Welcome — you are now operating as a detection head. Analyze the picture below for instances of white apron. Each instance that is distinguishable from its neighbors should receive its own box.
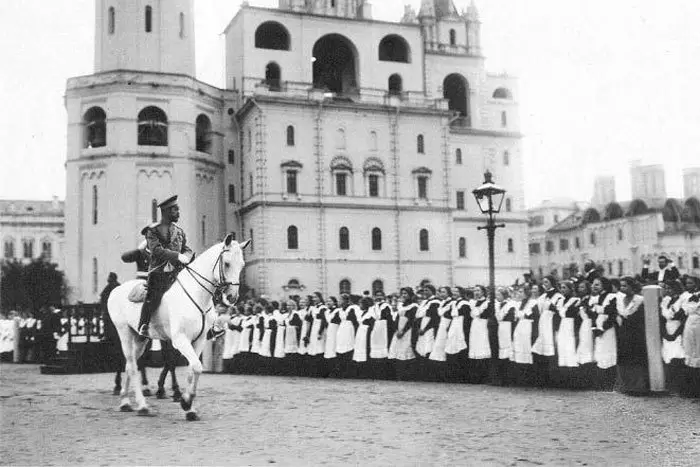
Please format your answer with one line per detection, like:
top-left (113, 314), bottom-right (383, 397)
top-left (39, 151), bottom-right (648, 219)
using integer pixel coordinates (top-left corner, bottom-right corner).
top-left (468, 299), bottom-right (491, 360)
top-left (324, 308), bottom-right (340, 359)
top-left (388, 304), bottom-right (417, 361)
top-left (284, 310), bottom-right (301, 354)
top-left (557, 297), bottom-right (580, 367)
top-left (336, 306), bottom-right (358, 354)
top-left (429, 300), bottom-right (452, 362)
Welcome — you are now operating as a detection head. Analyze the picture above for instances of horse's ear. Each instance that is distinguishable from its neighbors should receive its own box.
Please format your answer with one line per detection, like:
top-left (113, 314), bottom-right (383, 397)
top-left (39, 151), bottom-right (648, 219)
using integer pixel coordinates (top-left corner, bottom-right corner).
top-left (224, 233), bottom-right (235, 247)
top-left (239, 239), bottom-right (252, 250)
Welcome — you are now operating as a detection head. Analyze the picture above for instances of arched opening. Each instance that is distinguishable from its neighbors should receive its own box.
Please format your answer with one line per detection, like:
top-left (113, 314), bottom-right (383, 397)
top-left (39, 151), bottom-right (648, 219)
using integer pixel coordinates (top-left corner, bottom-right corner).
top-left (265, 62), bottom-right (281, 91)
top-left (255, 21), bottom-right (290, 50)
top-left (179, 12), bottom-right (185, 38)
top-left (419, 229), bottom-right (429, 251)
top-left (108, 7), bottom-right (115, 35)
top-left (286, 125), bottom-right (295, 146)
top-left (417, 134), bottom-right (425, 154)
top-left (145, 5), bottom-right (152, 33)
top-left (388, 74), bottom-right (403, 95)
top-left (3, 238), bottom-right (15, 259)
top-left (287, 225), bottom-right (298, 250)
top-left (339, 279), bottom-right (351, 295)
top-left (505, 198), bottom-right (512, 212)
top-left (449, 29), bottom-right (456, 46)
top-left (312, 34), bottom-right (358, 95)
top-left (604, 202), bottom-right (624, 220)
top-left (339, 227), bottom-right (350, 250)
top-left (507, 238), bottom-right (514, 253)
top-left (458, 237), bottom-right (466, 258)
top-left (443, 74), bottom-right (470, 123)
top-left (455, 148), bottom-right (462, 165)
top-left (195, 114), bottom-right (212, 153)
top-left (137, 106), bottom-right (168, 146)
top-left (372, 279), bottom-right (384, 295)
top-left (378, 34), bottom-right (410, 63)
top-left (503, 151), bottom-right (510, 166)
top-left (83, 107), bottom-right (107, 148)
top-left (626, 199), bottom-right (649, 217)
top-left (371, 227), bottom-right (382, 251)
top-left (493, 87), bottom-right (512, 99)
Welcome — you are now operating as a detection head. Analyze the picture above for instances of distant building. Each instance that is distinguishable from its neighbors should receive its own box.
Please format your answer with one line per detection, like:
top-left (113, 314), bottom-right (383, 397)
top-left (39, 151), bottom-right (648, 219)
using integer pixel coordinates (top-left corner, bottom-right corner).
top-left (629, 160), bottom-right (666, 202)
top-left (0, 198), bottom-right (65, 270)
top-left (684, 167), bottom-right (700, 199)
top-left (591, 175), bottom-right (616, 208)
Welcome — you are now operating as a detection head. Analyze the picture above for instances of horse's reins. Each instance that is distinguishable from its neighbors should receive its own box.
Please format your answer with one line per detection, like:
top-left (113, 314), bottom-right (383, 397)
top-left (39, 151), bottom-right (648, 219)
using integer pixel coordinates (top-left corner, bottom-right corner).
top-left (175, 246), bottom-right (239, 343)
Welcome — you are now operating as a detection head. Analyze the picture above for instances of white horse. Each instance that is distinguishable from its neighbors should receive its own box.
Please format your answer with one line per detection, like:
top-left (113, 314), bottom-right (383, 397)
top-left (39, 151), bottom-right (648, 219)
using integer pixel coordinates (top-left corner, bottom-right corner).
top-left (107, 234), bottom-right (249, 421)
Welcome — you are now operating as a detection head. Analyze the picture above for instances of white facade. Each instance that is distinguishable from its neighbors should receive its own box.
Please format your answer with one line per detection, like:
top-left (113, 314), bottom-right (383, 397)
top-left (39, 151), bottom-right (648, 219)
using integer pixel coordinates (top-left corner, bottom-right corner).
top-left (684, 167), bottom-right (700, 199)
top-left (630, 161), bottom-right (667, 202)
top-left (65, 0), bottom-right (529, 303)
top-left (591, 175), bottom-right (616, 208)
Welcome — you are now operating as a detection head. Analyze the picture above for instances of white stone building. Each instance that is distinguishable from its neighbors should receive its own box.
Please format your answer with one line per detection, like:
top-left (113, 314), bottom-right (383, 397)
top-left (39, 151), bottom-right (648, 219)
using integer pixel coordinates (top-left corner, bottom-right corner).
top-left (64, 0), bottom-right (529, 303)
top-left (1, 199), bottom-right (65, 270)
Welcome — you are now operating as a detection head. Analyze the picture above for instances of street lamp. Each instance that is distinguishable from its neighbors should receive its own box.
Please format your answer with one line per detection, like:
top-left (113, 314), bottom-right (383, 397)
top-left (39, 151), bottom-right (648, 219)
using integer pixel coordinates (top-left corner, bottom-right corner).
top-left (472, 170), bottom-right (506, 331)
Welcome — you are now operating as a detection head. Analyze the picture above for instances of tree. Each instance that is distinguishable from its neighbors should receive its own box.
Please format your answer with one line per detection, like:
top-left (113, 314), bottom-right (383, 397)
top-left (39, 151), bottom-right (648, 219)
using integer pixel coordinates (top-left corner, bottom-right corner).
top-left (1, 259), bottom-right (66, 313)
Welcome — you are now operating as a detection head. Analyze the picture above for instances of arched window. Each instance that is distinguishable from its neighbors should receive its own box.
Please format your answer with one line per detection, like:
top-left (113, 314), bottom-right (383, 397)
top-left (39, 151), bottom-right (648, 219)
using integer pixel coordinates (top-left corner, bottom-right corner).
top-left (137, 106), bottom-right (168, 146)
top-left (505, 198), bottom-right (512, 212)
top-left (286, 125), bottom-right (295, 146)
top-left (92, 257), bottom-right (98, 294)
top-left (493, 87), bottom-right (513, 99)
top-left (83, 107), bottom-right (107, 148)
top-left (339, 279), bottom-right (351, 295)
top-left (507, 238), bottom-right (514, 253)
top-left (287, 225), bottom-right (299, 250)
top-left (265, 62), bottom-right (281, 91)
top-left (419, 229), bottom-right (429, 251)
top-left (443, 74), bottom-right (470, 123)
top-left (313, 34), bottom-right (358, 94)
top-left (370, 131), bottom-right (378, 151)
top-left (417, 134), bottom-right (424, 154)
top-left (458, 237), bottom-right (466, 258)
top-left (501, 111), bottom-right (508, 128)
top-left (151, 198), bottom-right (157, 222)
top-left (108, 7), bottom-right (115, 35)
top-left (179, 13), bottom-right (186, 38)
top-left (336, 128), bottom-right (346, 149)
top-left (378, 34), bottom-right (411, 63)
top-left (255, 22), bottom-right (290, 50)
top-left (195, 114), bottom-right (212, 153)
top-left (455, 148), bottom-right (462, 165)
top-left (388, 74), bottom-right (403, 95)
top-left (503, 151), bottom-right (510, 166)
top-left (92, 185), bottom-right (98, 225)
top-left (3, 238), bottom-right (15, 259)
top-left (449, 29), bottom-right (456, 46)
top-left (371, 227), bottom-right (382, 251)
top-left (145, 6), bottom-right (152, 33)
top-left (23, 238), bottom-right (34, 259)
top-left (339, 227), bottom-right (350, 250)
top-left (228, 150), bottom-right (235, 165)
top-left (372, 279), bottom-right (384, 295)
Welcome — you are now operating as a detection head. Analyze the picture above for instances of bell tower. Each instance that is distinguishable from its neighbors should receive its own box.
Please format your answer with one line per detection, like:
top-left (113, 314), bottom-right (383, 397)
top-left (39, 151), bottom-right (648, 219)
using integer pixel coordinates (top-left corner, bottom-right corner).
top-left (94, 0), bottom-right (195, 76)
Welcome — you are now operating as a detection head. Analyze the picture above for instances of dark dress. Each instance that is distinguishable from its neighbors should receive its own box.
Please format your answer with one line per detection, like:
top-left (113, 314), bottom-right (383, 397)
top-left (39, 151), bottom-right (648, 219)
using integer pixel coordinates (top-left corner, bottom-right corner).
top-left (615, 295), bottom-right (649, 395)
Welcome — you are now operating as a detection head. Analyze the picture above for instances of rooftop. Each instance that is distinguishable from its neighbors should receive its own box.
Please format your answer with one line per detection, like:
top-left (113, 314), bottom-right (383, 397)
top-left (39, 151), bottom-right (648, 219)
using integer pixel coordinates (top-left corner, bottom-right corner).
top-left (0, 199), bottom-right (65, 217)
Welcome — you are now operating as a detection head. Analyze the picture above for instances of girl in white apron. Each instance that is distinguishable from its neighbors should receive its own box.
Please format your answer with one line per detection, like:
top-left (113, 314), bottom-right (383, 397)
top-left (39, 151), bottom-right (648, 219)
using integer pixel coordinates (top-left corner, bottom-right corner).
top-left (389, 287), bottom-right (418, 362)
top-left (556, 281), bottom-right (580, 368)
top-left (430, 287), bottom-right (453, 363)
top-left (284, 299), bottom-right (304, 376)
top-left (660, 281), bottom-right (686, 364)
top-left (415, 285), bottom-right (440, 359)
top-left (495, 287), bottom-right (515, 361)
top-left (352, 296), bottom-right (375, 379)
top-left (324, 296), bottom-right (340, 360)
top-left (576, 280), bottom-right (595, 366)
top-left (223, 308), bottom-right (242, 360)
top-left (510, 284), bottom-right (539, 385)
top-left (591, 277), bottom-right (618, 373)
top-left (336, 295), bottom-right (359, 378)
top-left (446, 287), bottom-right (470, 383)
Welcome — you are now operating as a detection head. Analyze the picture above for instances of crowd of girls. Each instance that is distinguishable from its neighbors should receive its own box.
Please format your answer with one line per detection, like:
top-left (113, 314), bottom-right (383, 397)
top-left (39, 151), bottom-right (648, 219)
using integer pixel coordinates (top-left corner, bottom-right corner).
top-left (218, 276), bottom-right (700, 397)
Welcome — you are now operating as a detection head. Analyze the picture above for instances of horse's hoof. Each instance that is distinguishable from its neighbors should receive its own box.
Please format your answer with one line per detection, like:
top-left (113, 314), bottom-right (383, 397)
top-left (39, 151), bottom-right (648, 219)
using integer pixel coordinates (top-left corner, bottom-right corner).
top-left (142, 388), bottom-right (152, 397)
top-left (119, 403), bottom-right (133, 412)
top-left (156, 389), bottom-right (166, 400)
top-left (137, 407), bottom-right (150, 416)
top-left (180, 394), bottom-right (193, 412)
top-left (172, 391), bottom-right (182, 403)
top-left (185, 411), bottom-right (200, 422)
top-left (112, 387), bottom-right (121, 396)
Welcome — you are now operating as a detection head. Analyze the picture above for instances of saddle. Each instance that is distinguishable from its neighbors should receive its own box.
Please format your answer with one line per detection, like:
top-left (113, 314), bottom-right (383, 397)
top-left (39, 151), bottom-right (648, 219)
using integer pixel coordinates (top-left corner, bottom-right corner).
top-left (127, 280), bottom-right (148, 303)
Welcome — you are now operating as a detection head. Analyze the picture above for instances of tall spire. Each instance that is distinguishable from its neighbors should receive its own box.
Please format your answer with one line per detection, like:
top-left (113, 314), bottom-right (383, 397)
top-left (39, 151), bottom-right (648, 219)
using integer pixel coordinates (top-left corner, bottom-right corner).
top-left (435, 0), bottom-right (459, 18)
top-left (466, 0), bottom-right (479, 21)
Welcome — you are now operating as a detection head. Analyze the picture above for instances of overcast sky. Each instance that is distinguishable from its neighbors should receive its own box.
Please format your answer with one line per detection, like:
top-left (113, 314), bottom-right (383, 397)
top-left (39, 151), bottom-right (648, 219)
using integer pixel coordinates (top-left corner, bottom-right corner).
top-left (1, 0), bottom-right (698, 206)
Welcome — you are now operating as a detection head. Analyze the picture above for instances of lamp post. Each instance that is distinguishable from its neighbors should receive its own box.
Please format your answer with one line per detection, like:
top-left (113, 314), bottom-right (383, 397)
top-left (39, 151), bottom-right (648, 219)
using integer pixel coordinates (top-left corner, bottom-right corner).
top-left (472, 171), bottom-right (506, 331)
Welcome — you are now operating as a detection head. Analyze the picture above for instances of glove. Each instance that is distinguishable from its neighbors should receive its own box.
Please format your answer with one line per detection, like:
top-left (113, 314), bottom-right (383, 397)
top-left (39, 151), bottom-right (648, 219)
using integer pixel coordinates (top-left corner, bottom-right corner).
top-left (178, 254), bottom-right (190, 265)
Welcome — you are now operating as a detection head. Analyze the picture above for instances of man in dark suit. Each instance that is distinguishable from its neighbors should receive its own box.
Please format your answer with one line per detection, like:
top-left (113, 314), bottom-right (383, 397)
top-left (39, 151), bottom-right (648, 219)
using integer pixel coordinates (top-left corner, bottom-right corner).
top-left (641, 255), bottom-right (680, 285)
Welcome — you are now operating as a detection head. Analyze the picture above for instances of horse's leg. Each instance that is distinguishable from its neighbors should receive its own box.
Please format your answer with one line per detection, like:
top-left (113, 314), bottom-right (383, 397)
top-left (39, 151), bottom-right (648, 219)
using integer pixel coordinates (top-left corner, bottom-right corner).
top-left (171, 334), bottom-right (203, 421)
top-left (113, 370), bottom-right (122, 396)
top-left (130, 336), bottom-right (151, 415)
top-left (156, 365), bottom-right (168, 399)
top-left (118, 332), bottom-right (135, 412)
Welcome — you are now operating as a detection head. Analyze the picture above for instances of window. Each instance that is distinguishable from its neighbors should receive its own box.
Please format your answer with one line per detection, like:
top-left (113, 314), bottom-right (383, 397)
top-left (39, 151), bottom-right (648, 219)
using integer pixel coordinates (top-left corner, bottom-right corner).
top-left (249, 229), bottom-right (254, 253)
top-left (575, 237), bottom-right (581, 249)
top-left (255, 21), bottom-right (290, 50)
top-left (529, 243), bottom-right (541, 255)
top-left (92, 257), bottom-right (98, 294)
top-left (201, 216), bottom-right (206, 246)
top-left (678, 256), bottom-right (684, 269)
top-left (249, 173), bottom-right (254, 198)
top-left (372, 279), bottom-right (384, 295)
top-left (92, 185), bottom-right (98, 225)
top-left (4, 239), bottom-right (15, 259)
top-left (179, 12), bottom-right (185, 38)
top-left (265, 62), bottom-right (281, 91)
top-left (507, 238), bottom-right (514, 253)
top-left (286, 125), bottom-right (295, 146)
top-left (286, 170), bottom-right (298, 195)
top-left (608, 262), bottom-right (613, 275)
top-left (247, 129), bottom-right (252, 151)
top-left (459, 237), bottom-right (466, 258)
top-left (370, 131), bottom-right (378, 151)
top-left (417, 134), bottom-right (425, 154)
top-left (228, 150), bottom-right (235, 165)
top-left (618, 260), bottom-right (624, 276)
top-left (617, 228), bottom-right (623, 241)
top-left (505, 198), bottom-right (512, 212)
top-left (195, 114), bottom-right (212, 153)
top-left (455, 148), bottom-right (462, 165)
top-left (339, 279), bottom-right (351, 295)
top-left (590, 232), bottom-right (596, 246)
top-left (493, 88), bottom-right (513, 99)
top-left (456, 191), bottom-right (465, 210)
top-left (501, 111), bottom-right (508, 128)
top-left (559, 238), bottom-right (569, 251)
top-left (417, 176), bottom-right (428, 199)
top-left (368, 174), bottom-right (379, 197)
top-left (443, 74), bottom-right (470, 122)
top-left (371, 228), bottom-right (382, 251)
top-left (339, 227), bottom-right (350, 250)
top-left (336, 128), bottom-right (346, 149)
top-left (449, 29), bottom-right (456, 46)
top-left (83, 107), bottom-right (106, 148)
top-left (545, 241), bottom-right (554, 253)
top-left (137, 106), bottom-right (168, 146)
top-left (419, 229), bottom-right (429, 251)
top-left (378, 34), bottom-right (411, 63)
top-left (108, 7), bottom-right (115, 35)
top-left (145, 6), bottom-right (152, 33)
top-left (151, 199), bottom-right (157, 222)
top-left (287, 226), bottom-right (298, 250)
top-left (228, 184), bottom-right (236, 203)
top-left (693, 256), bottom-right (699, 269)
top-left (336, 173), bottom-right (348, 196)
top-left (503, 151), bottom-right (510, 166)
top-left (388, 74), bottom-right (403, 95)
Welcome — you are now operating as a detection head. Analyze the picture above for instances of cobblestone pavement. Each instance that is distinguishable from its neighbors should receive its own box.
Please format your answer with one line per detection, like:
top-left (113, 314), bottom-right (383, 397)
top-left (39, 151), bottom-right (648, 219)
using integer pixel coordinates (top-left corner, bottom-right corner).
top-left (1, 364), bottom-right (698, 466)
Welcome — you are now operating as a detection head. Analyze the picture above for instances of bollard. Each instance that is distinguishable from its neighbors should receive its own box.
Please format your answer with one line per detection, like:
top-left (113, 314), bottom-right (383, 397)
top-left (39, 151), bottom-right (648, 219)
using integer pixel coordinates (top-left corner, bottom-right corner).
top-left (12, 318), bottom-right (20, 363)
top-left (642, 285), bottom-right (665, 392)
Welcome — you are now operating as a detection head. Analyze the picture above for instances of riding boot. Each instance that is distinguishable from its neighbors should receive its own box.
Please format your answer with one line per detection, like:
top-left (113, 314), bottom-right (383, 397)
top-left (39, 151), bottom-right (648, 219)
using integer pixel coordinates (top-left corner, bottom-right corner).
top-left (137, 300), bottom-right (153, 336)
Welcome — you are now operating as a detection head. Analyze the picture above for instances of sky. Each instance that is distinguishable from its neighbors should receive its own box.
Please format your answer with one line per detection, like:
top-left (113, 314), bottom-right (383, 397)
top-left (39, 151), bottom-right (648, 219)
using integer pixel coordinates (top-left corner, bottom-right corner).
top-left (1, 0), bottom-right (698, 207)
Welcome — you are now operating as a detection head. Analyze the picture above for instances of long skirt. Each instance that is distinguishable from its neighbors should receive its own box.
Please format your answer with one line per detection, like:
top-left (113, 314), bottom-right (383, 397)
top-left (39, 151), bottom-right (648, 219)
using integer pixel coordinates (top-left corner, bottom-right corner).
top-left (222, 329), bottom-right (240, 359)
top-left (250, 329), bottom-right (262, 355)
top-left (532, 310), bottom-right (555, 357)
top-left (557, 318), bottom-right (578, 368)
top-left (369, 320), bottom-right (389, 359)
top-left (429, 318), bottom-right (451, 362)
top-left (260, 329), bottom-right (273, 358)
top-left (353, 325), bottom-right (370, 362)
top-left (324, 323), bottom-right (339, 359)
top-left (336, 322), bottom-right (356, 355)
top-left (445, 316), bottom-right (467, 355)
top-left (237, 328), bottom-right (252, 354)
top-left (284, 325), bottom-right (299, 354)
top-left (662, 320), bottom-right (685, 363)
top-left (468, 318), bottom-right (491, 360)
top-left (274, 327), bottom-right (286, 359)
top-left (298, 320), bottom-right (310, 355)
top-left (498, 321), bottom-right (513, 360)
top-left (615, 364), bottom-right (649, 395)
top-left (415, 328), bottom-right (435, 358)
top-left (577, 318), bottom-right (594, 364)
top-left (388, 319), bottom-right (415, 361)
top-left (683, 314), bottom-right (700, 368)
top-left (594, 328), bottom-right (617, 370)
top-left (512, 320), bottom-right (534, 364)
